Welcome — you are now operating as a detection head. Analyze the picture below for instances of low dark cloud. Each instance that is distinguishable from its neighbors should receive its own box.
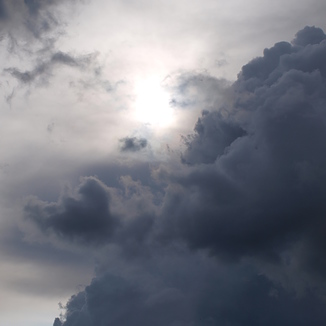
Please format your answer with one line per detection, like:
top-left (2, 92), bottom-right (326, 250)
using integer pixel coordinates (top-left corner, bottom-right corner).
top-left (53, 318), bottom-right (62, 326)
top-left (181, 110), bottom-right (246, 164)
top-left (25, 175), bottom-right (157, 251)
top-left (24, 26), bottom-right (326, 325)
top-left (25, 177), bottom-right (120, 245)
top-left (0, 0), bottom-right (7, 20)
top-left (293, 25), bottom-right (326, 47)
top-left (119, 136), bottom-right (148, 152)
top-left (164, 25), bottom-right (326, 267)
top-left (5, 51), bottom-right (94, 85)
top-left (145, 31), bottom-right (326, 299)
top-left (54, 256), bottom-right (326, 326)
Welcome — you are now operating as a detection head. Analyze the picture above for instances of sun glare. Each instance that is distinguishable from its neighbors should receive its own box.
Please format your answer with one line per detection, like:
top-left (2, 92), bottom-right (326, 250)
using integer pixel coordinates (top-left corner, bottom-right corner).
top-left (133, 77), bottom-right (174, 127)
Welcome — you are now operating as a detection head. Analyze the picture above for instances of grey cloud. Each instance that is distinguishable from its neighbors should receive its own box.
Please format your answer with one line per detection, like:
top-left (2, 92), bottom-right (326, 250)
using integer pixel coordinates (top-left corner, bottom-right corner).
top-left (24, 0), bottom-right (54, 16)
top-left (0, 0), bottom-right (7, 20)
top-left (60, 292), bottom-right (91, 326)
top-left (293, 25), bottom-right (326, 47)
top-left (26, 26), bottom-right (326, 325)
top-left (25, 177), bottom-right (120, 245)
top-left (5, 51), bottom-right (92, 85)
top-left (25, 175), bottom-right (157, 251)
top-left (119, 136), bottom-right (148, 152)
top-left (181, 110), bottom-right (246, 164)
top-left (6, 66), bottom-right (47, 84)
top-left (0, 0), bottom-right (78, 40)
top-left (168, 73), bottom-right (230, 110)
top-left (237, 26), bottom-right (326, 92)
top-left (0, 0), bottom-right (98, 101)
top-left (53, 318), bottom-right (62, 326)
top-left (51, 52), bottom-right (80, 66)
top-left (159, 26), bottom-right (326, 269)
top-left (57, 254), bottom-right (326, 326)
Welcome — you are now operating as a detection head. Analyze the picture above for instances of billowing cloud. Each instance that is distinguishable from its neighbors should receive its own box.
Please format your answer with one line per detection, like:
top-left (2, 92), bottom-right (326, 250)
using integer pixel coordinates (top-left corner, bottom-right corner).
top-left (0, 0), bottom-right (324, 324)
top-left (19, 26), bottom-right (325, 325)
top-left (55, 251), bottom-right (326, 326)
top-left (162, 26), bottom-right (326, 268)
top-left (181, 110), bottom-right (246, 164)
top-left (25, 177), bottom-right (120, 245)
top-left (53, 318), bottom-right (62, 326)
top-left (25, 175), bottom-right (157, 252)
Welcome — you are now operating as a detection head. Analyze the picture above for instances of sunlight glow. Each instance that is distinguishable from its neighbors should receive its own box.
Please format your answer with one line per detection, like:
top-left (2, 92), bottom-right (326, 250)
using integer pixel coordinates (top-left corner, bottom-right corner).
top-left (133, 77), bottom-right (174, 127)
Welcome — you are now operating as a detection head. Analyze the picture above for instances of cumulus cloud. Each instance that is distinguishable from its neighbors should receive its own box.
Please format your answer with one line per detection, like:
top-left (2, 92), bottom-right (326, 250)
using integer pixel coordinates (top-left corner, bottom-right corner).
top-left (26, 175), bottom-right (157, 252)
top-left (0, 0), bottom-right (105, 102)
top-left (25, 177), bottom-right (120, 245)
top-left (53, 318), bottom-right (62, 326)
top-left (55, 253), bottom-right (326, 326)
top-left (24, 26), bottom-right (326, 325)
top-left (292, 25), bottom-right (326, 47)
top-left (181, 110), bottom-right (246, 164)
top-left (165, 25), bottom-right (326, 267)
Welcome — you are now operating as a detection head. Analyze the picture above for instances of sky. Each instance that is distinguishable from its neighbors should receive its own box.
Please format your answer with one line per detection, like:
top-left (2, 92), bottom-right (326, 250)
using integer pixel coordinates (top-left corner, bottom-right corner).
top-left (1, 0), bottom-right (326, 325)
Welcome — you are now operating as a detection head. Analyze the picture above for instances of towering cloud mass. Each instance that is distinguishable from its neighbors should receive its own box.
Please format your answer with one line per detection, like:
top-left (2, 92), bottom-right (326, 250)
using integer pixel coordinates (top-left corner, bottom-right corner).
top-left (25, 177), bottom-right (120, 245)
top-left (24, 26), bottom-right (326, 325)
top-left (167, 26), bottom-right (326, 264)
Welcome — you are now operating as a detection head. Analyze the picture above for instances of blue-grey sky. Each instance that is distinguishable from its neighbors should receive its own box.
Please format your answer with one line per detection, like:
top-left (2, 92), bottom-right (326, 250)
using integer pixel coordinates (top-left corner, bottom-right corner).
top-left (1, 1), bottom-right (326, 325)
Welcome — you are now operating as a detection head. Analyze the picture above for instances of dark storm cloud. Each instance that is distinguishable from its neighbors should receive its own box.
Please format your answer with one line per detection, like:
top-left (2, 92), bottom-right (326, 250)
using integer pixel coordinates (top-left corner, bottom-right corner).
top-left (181, 110), bottom-right (246, 164)
top-left (119, 136), bottom-right (148, 152)
top-left (0, 0), bottom-right (7, 19)
top-left (25, 177), bottom-right (120, 244)
top-left (25, 175), bottom-right (157, 250)
top-left (159, 26), bottom-right (326, 269)
top-left (292, 25), bottom-right (326, 47)
top-left (55, 256), bottom-right (326, 326)
top-left (53, 318), bottom-right (62, 326)
top-left (24, 26), bottom-right (326, 325)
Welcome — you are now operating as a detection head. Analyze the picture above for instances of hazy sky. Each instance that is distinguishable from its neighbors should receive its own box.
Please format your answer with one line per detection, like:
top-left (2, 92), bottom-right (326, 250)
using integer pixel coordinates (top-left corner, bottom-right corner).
top-left (1, 1), bottom-right (326, 325)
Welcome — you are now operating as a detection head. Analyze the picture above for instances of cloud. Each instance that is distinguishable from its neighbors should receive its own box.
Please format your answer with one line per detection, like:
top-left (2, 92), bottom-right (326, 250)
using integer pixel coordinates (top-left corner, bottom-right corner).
top-left (152, 29), bottom-right (326, 293)
top-left (25, 177), bottom-right (120, 245)
top-left (25, 175), bottom-right (157, 252)
top-left (56, 253), bottom-right (326, 326)
top-left (53, 318), bottom-right (62, 326)
top-left (0, 0), bottom-right (79, 41)
top-left (0, 0), bottom-right (103, 105)
top-left (119, 137), bottom-right (148, 152)
top-left (293, 25), bottom-right (326, 47)
top-left (181, 110), bottom-right (246, 164)
top-left (23, 26), bottom-right (326, 325)
top-left (5, 51), bottom-right (95, 85)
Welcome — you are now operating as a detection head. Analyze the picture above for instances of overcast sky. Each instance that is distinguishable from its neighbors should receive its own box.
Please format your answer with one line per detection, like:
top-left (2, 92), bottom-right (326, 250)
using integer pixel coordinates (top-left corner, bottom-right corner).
top-left (1, 1), bottom-right (326, 325)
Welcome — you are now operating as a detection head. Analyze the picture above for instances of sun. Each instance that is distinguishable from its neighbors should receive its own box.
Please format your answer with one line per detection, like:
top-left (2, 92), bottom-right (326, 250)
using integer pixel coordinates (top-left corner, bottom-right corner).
top-left (133, 77), bottom-right (174, 128)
